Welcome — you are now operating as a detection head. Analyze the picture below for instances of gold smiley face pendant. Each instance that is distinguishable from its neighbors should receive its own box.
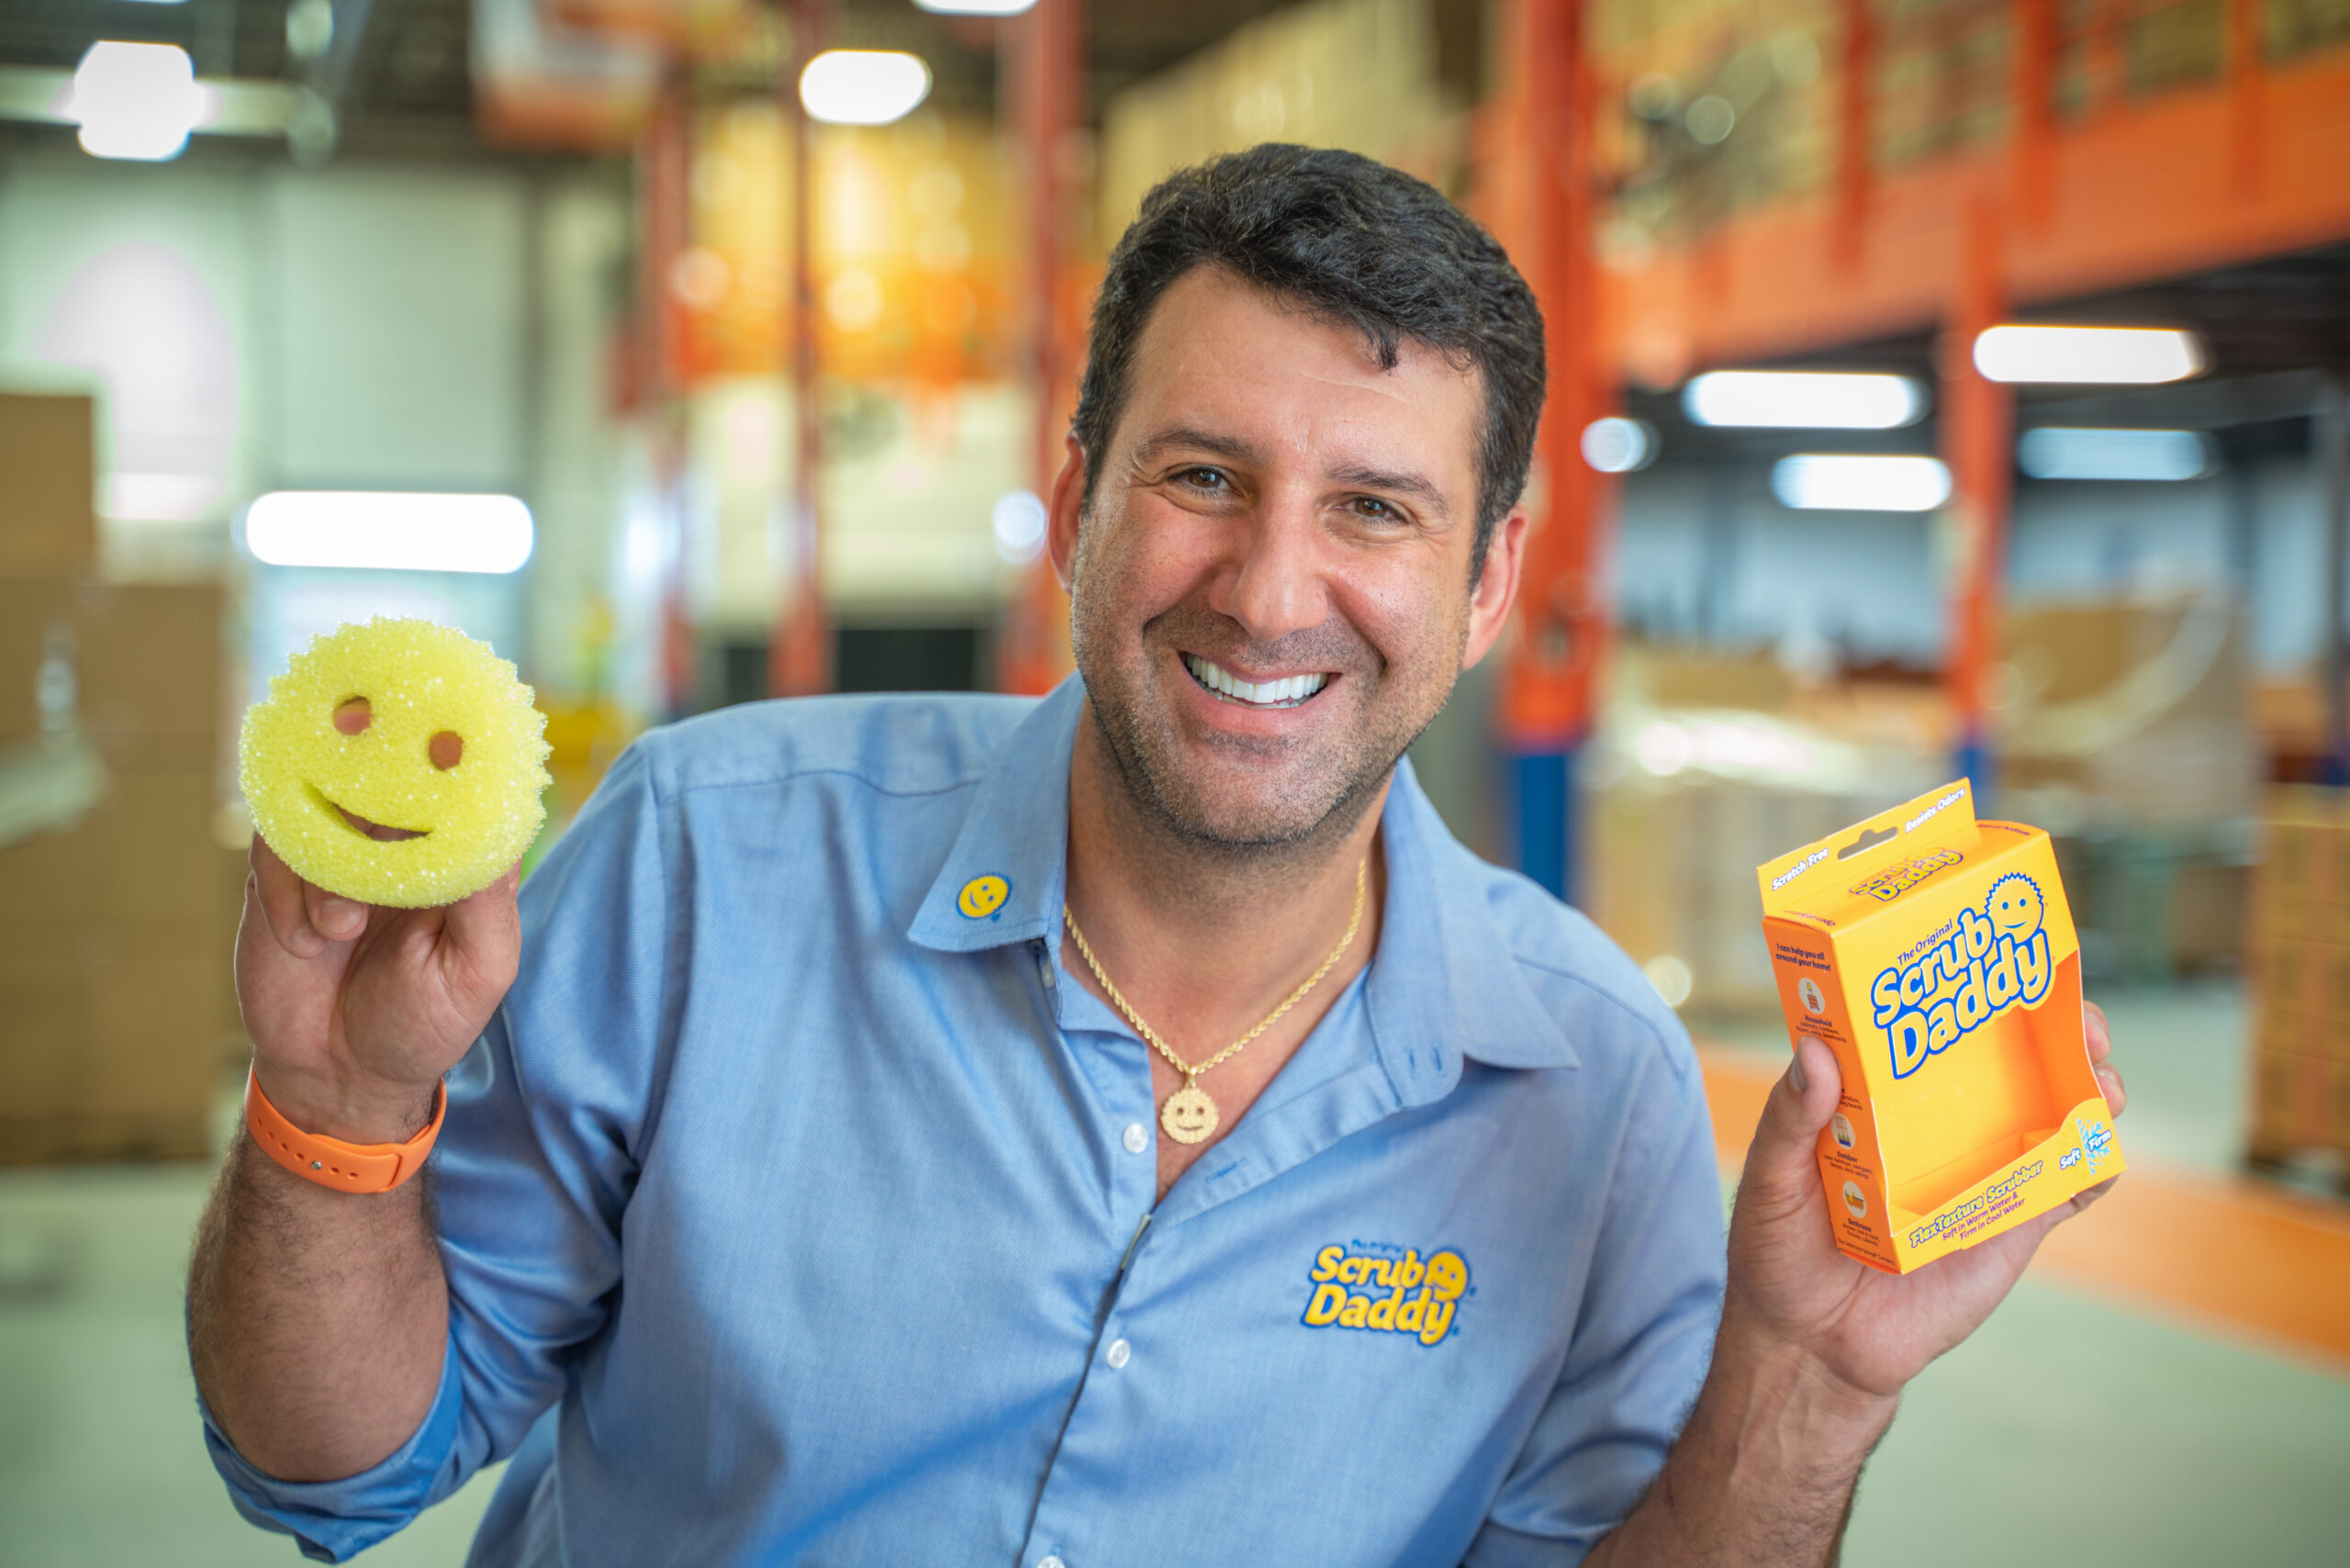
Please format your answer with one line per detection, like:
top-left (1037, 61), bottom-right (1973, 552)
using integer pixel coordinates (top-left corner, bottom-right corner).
top-left (239, 618), bottom-right (552, 908)
top-left (1159, 1082), bottom-right (1220, 1145)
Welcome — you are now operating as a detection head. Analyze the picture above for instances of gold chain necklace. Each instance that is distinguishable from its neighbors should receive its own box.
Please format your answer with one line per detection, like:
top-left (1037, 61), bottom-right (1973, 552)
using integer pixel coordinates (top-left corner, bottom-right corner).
top-left (1062, 858), bottom-right (1367, 1147)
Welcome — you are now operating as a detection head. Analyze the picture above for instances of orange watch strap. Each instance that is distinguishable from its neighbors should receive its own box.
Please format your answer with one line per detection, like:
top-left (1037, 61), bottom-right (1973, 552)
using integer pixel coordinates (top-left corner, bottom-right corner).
top-left (245, 1069), bottom-right (446, 1193)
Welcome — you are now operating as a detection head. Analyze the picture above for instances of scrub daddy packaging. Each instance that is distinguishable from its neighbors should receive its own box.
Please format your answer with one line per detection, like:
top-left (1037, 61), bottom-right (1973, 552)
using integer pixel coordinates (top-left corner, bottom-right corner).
top-left (1755, 779), bottom-right (2121, 1274)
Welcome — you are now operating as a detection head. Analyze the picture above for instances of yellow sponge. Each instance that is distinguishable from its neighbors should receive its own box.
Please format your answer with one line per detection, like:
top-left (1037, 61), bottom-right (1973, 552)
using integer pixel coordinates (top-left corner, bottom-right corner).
top-left (239, 618), bottom-right (553, 908)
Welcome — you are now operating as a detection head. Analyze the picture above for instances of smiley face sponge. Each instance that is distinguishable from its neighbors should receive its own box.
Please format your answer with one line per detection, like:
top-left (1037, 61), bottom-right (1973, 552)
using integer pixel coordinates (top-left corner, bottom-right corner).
top-left (239, 618), bottom-right (553, 908)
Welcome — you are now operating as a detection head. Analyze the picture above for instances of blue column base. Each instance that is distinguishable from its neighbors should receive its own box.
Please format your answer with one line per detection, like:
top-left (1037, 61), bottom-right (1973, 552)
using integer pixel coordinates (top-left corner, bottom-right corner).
top-left (1953, 737), bottom-right (1991, 804)
top-left (1511, 746), bottom-right (1577, 904)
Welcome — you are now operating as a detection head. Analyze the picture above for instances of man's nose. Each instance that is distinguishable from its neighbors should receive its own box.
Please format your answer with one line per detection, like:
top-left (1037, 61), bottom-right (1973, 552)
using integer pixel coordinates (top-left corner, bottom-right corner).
top-left (1207, 487), bottom-right (1333, 645)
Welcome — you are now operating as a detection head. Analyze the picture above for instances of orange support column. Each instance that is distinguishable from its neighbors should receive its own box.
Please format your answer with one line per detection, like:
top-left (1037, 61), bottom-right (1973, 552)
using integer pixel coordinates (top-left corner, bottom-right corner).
top-left (2013, 0), bottom-right (2057, 227)
top-left (1942, 199), bottom-right (2011, 792)
top-left (640, 76), bottom-right (699, 719)
top-left (1500, 0), bottom-right (1614, 902)
top-left (997, 0), bottom-right (1084, 696)
top-left (770, 0), bottom-right (832, 698)
top-left (1833, 0), bottom-right (1875, 267)
top-left (2225, 0), bottom-right (2268, 194)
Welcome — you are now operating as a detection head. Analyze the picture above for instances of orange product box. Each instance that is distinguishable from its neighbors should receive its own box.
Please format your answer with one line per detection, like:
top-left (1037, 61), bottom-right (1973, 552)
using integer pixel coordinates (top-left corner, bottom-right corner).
top-left (1755, 779), bottom-right (2123, 1274)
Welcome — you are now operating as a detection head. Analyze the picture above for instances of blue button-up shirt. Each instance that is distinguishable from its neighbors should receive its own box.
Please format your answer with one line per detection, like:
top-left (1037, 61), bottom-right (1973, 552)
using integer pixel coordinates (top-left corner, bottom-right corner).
top-left (207, 678), bottom-right (1726, 1567)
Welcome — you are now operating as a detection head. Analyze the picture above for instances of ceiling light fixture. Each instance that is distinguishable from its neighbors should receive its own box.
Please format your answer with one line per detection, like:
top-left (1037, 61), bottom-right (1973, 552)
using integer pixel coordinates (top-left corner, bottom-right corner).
top-left (69, 41), bottom-right (203, 162)
top-left (799, 50), bottom-right (932, 127)
top-left (1580, 417), bottom-right (1658, 473)
top-left (1683, 371), bottom-right (1925, 430)
top-left (1973, 326), bottom-right (2204, 385)
top-left (245, 492), bottom-right (536, 574)
top-left (2018, 427), bottom-right (2213, 481)
top-left (991, 490), bottom-right (1047, 565)
top-left (915, 0), bottom-right (1038, 14)
top-left (1771, 454), bottom-right (1952, 512)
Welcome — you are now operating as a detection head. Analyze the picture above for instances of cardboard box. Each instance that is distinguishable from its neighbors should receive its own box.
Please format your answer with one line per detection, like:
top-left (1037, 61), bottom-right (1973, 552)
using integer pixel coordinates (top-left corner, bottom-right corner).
top-left (0, 392), bottom-right (96, 579)
top-left (2250, 1048), bottom-right (2331, 1157)
top-left (1756, 779), bottom-right (2122, 1274)
top-left (0, 952), bottom-right (229, 1163)
top-left (0, 579), bottom-right (227, 773)
top-left (0, 577), bottom-right (78, 743)
top-left (2255, 790), bottom-right (2344, 913)
top-left (0, 770), bottom-right (235, 925)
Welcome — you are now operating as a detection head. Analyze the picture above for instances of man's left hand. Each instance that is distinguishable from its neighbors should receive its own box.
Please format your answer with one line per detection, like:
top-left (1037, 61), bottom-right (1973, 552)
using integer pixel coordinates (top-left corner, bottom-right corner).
top-left (1722, 1001), bottom-right (2125, 1401)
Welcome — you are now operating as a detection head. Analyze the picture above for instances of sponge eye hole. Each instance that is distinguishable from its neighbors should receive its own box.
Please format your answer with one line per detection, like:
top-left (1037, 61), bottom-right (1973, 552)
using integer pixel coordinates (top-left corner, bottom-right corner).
top-left (430, 730), bottom-right (464, 770)
top-left (332, 697), bottom-right (373, 736)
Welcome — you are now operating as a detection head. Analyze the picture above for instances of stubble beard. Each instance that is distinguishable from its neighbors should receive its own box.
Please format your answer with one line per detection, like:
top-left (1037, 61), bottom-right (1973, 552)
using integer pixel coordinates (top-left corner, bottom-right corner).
top-left (1069, 525), bottom-right (1460, 871)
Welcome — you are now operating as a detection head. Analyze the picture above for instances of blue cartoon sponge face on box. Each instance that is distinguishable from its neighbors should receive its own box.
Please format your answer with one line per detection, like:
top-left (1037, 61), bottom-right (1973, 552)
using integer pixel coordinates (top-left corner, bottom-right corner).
top-left (1986, 873), bottom-right (2045, 941)
top-left (238, 618), bottom-right (552, 909)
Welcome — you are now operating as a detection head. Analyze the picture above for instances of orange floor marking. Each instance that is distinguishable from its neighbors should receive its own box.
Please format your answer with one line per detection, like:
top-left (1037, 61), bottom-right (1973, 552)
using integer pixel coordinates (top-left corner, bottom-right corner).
top-left (1697, 1046), bottom-right (2350, 1372)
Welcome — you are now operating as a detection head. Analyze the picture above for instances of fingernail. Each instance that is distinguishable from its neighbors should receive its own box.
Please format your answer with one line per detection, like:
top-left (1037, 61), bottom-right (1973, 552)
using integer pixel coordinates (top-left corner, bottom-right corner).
top-left (321, 898), bottom-right (364, 935)
top-left (1786, 1045), bottom-right (1809, 1093)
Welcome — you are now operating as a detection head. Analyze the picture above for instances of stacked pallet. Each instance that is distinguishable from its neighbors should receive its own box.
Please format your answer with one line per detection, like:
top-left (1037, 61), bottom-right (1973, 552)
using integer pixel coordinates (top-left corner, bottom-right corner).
top-left (0, 392), bottom-right (244, 1163)
top-left (2247, 788), bottom-right (2350, 1171)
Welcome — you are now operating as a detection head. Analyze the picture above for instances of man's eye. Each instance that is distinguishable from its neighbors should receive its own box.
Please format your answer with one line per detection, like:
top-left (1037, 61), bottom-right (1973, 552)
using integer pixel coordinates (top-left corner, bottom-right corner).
top-left (1180, 466), bottom-right (1225, 490)
top-left (1354, 497), bottom-right (1399, 521)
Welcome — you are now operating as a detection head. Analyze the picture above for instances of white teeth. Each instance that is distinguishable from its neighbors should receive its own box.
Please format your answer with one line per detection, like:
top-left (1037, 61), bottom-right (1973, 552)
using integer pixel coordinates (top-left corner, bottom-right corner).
top-left (1183, 655), bottom-right (1330, 708)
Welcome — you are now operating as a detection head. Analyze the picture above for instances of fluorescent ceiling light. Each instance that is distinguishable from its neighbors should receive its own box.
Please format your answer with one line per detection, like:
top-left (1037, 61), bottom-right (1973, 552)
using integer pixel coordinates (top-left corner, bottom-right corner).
top-left (800, 50), bottom-right (932, 126)
top-left (70, 41), bottom-right (203, 161)
top-left (916, 0), bottom-right (1037, 13)
top-left (2019, 427), bottom-right (2212, 481)
top-left (245, 492), bottom-right (535, 574)
top-left (1772, 454), bottom-right (1952, 511)
top-left (1580, 417), bottom-right (1657, 473)
top-left (1683, 371), bottom-right (1924, 429)
top-left (1973, 325), bottom-right (2203, 384)
top-left (991, 489), bottom-right (1047, 565)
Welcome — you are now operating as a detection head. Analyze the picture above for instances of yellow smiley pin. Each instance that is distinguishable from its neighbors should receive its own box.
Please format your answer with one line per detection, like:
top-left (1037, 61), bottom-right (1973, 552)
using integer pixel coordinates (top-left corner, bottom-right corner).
top-left (957, 874), bottom-right (1011, 920)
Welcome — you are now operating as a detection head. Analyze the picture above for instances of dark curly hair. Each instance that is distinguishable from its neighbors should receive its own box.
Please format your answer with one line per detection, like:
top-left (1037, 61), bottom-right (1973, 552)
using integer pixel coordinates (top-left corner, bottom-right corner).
top-left (1071, 143), bottom-right (1547, 574)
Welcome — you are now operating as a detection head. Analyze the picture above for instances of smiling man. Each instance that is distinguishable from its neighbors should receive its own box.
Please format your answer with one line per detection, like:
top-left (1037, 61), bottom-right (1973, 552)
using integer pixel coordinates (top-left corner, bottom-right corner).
top-left (188, 145), bottom-right (2124, 1567)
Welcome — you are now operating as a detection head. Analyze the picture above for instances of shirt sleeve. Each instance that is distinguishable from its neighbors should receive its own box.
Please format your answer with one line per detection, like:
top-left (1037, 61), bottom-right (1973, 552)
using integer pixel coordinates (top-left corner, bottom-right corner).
top-left (1463, 1015), bottom-right (1729, 1567)
top-left (206, 738), bottom-right (679, 1561)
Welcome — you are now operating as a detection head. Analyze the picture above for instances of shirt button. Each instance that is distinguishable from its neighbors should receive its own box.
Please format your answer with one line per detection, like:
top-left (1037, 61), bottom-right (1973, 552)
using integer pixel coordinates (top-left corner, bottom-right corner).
top-left (1122, 1122), bottom-right (1148, 1155)
top-left (1038, 1558), bottom-right (1066, 1568)
top-left (1106, 1338), bottom-right (1131, 1369)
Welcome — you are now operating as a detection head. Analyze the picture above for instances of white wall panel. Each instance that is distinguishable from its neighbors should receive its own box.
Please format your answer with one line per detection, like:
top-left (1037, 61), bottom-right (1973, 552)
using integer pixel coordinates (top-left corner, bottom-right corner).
top-left (268, 168), bottom-right (528, 489)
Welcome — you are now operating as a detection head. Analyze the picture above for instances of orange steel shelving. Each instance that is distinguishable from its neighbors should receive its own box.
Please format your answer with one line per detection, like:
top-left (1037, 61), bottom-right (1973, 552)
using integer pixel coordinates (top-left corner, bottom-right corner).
top-left (1484, 0), bottom-right (2350, 890)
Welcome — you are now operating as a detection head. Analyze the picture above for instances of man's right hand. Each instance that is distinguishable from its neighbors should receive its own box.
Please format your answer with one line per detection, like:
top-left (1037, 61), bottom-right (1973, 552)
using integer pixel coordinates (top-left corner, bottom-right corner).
top-left (238, 834), bottom-right (521, 1143)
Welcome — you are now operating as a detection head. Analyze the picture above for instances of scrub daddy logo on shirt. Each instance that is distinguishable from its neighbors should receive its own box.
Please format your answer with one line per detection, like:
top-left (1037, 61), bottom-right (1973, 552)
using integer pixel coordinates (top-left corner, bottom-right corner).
top-left (1303, 1244), bottom-right (1469, 1346)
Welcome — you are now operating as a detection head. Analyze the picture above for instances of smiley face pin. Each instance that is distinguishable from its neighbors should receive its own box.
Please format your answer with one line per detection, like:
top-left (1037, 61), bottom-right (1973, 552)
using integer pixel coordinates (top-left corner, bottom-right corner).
top-left (957, 874), bottom-right (1011, 920)
top-left (238, 618), bottom-right (553, 908)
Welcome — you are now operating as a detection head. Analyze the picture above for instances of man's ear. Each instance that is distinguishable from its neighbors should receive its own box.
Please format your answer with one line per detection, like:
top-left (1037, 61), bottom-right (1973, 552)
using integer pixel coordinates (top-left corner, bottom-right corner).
top-left (1460, 505), bottom-right (1529, 672)
top-left (1046, 433), bottom-right (1088, 591)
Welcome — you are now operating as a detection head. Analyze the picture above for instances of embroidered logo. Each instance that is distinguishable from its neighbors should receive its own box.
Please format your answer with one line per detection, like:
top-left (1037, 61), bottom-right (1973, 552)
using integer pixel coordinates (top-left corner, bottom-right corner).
top-left (1301, 1243), bottom-right (1469, 1347)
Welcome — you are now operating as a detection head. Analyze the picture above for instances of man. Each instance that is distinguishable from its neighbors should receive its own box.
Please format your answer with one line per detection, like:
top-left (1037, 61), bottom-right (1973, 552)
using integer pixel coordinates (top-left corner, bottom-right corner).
top-left (189, 145), bottom-right (2124, 1565)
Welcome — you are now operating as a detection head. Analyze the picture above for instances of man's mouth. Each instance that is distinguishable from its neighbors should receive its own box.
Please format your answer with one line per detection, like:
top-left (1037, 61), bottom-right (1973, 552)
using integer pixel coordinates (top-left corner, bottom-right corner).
top-left (1182, 654), bottom-right (1331, 709)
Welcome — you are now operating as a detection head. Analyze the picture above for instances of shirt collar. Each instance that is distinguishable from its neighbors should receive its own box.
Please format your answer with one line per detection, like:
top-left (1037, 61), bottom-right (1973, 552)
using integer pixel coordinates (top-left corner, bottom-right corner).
top-left (908, 676), bottom-right (1580, 1079)
top-left (1366, 759), bottom-right (1579, 1101)
top-left (908, 677), bottom-right (1084, 954)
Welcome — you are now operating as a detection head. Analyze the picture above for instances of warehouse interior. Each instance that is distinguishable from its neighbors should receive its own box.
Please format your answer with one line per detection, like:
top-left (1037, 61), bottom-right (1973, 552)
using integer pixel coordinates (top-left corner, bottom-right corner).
top-left (1, 0), bottom-right (2347, 1562)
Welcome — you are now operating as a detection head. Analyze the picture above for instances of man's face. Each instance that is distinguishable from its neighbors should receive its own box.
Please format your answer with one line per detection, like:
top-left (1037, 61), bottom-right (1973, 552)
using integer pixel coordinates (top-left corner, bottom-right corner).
top-left (1054, 266), bottom-right (1524, 854)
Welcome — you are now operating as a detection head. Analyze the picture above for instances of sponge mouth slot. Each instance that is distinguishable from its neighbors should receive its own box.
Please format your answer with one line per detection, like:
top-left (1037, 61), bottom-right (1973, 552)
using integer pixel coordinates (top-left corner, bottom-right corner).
top-left (308, 783), bottom-right (431, 843)
top-left (1874, 949), bottom-right (2098, 1221)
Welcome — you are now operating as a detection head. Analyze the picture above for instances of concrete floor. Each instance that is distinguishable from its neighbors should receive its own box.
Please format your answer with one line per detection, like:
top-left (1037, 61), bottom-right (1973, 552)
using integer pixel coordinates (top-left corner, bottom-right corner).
top-left (1, 982), bottom-right (2344, 1565)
